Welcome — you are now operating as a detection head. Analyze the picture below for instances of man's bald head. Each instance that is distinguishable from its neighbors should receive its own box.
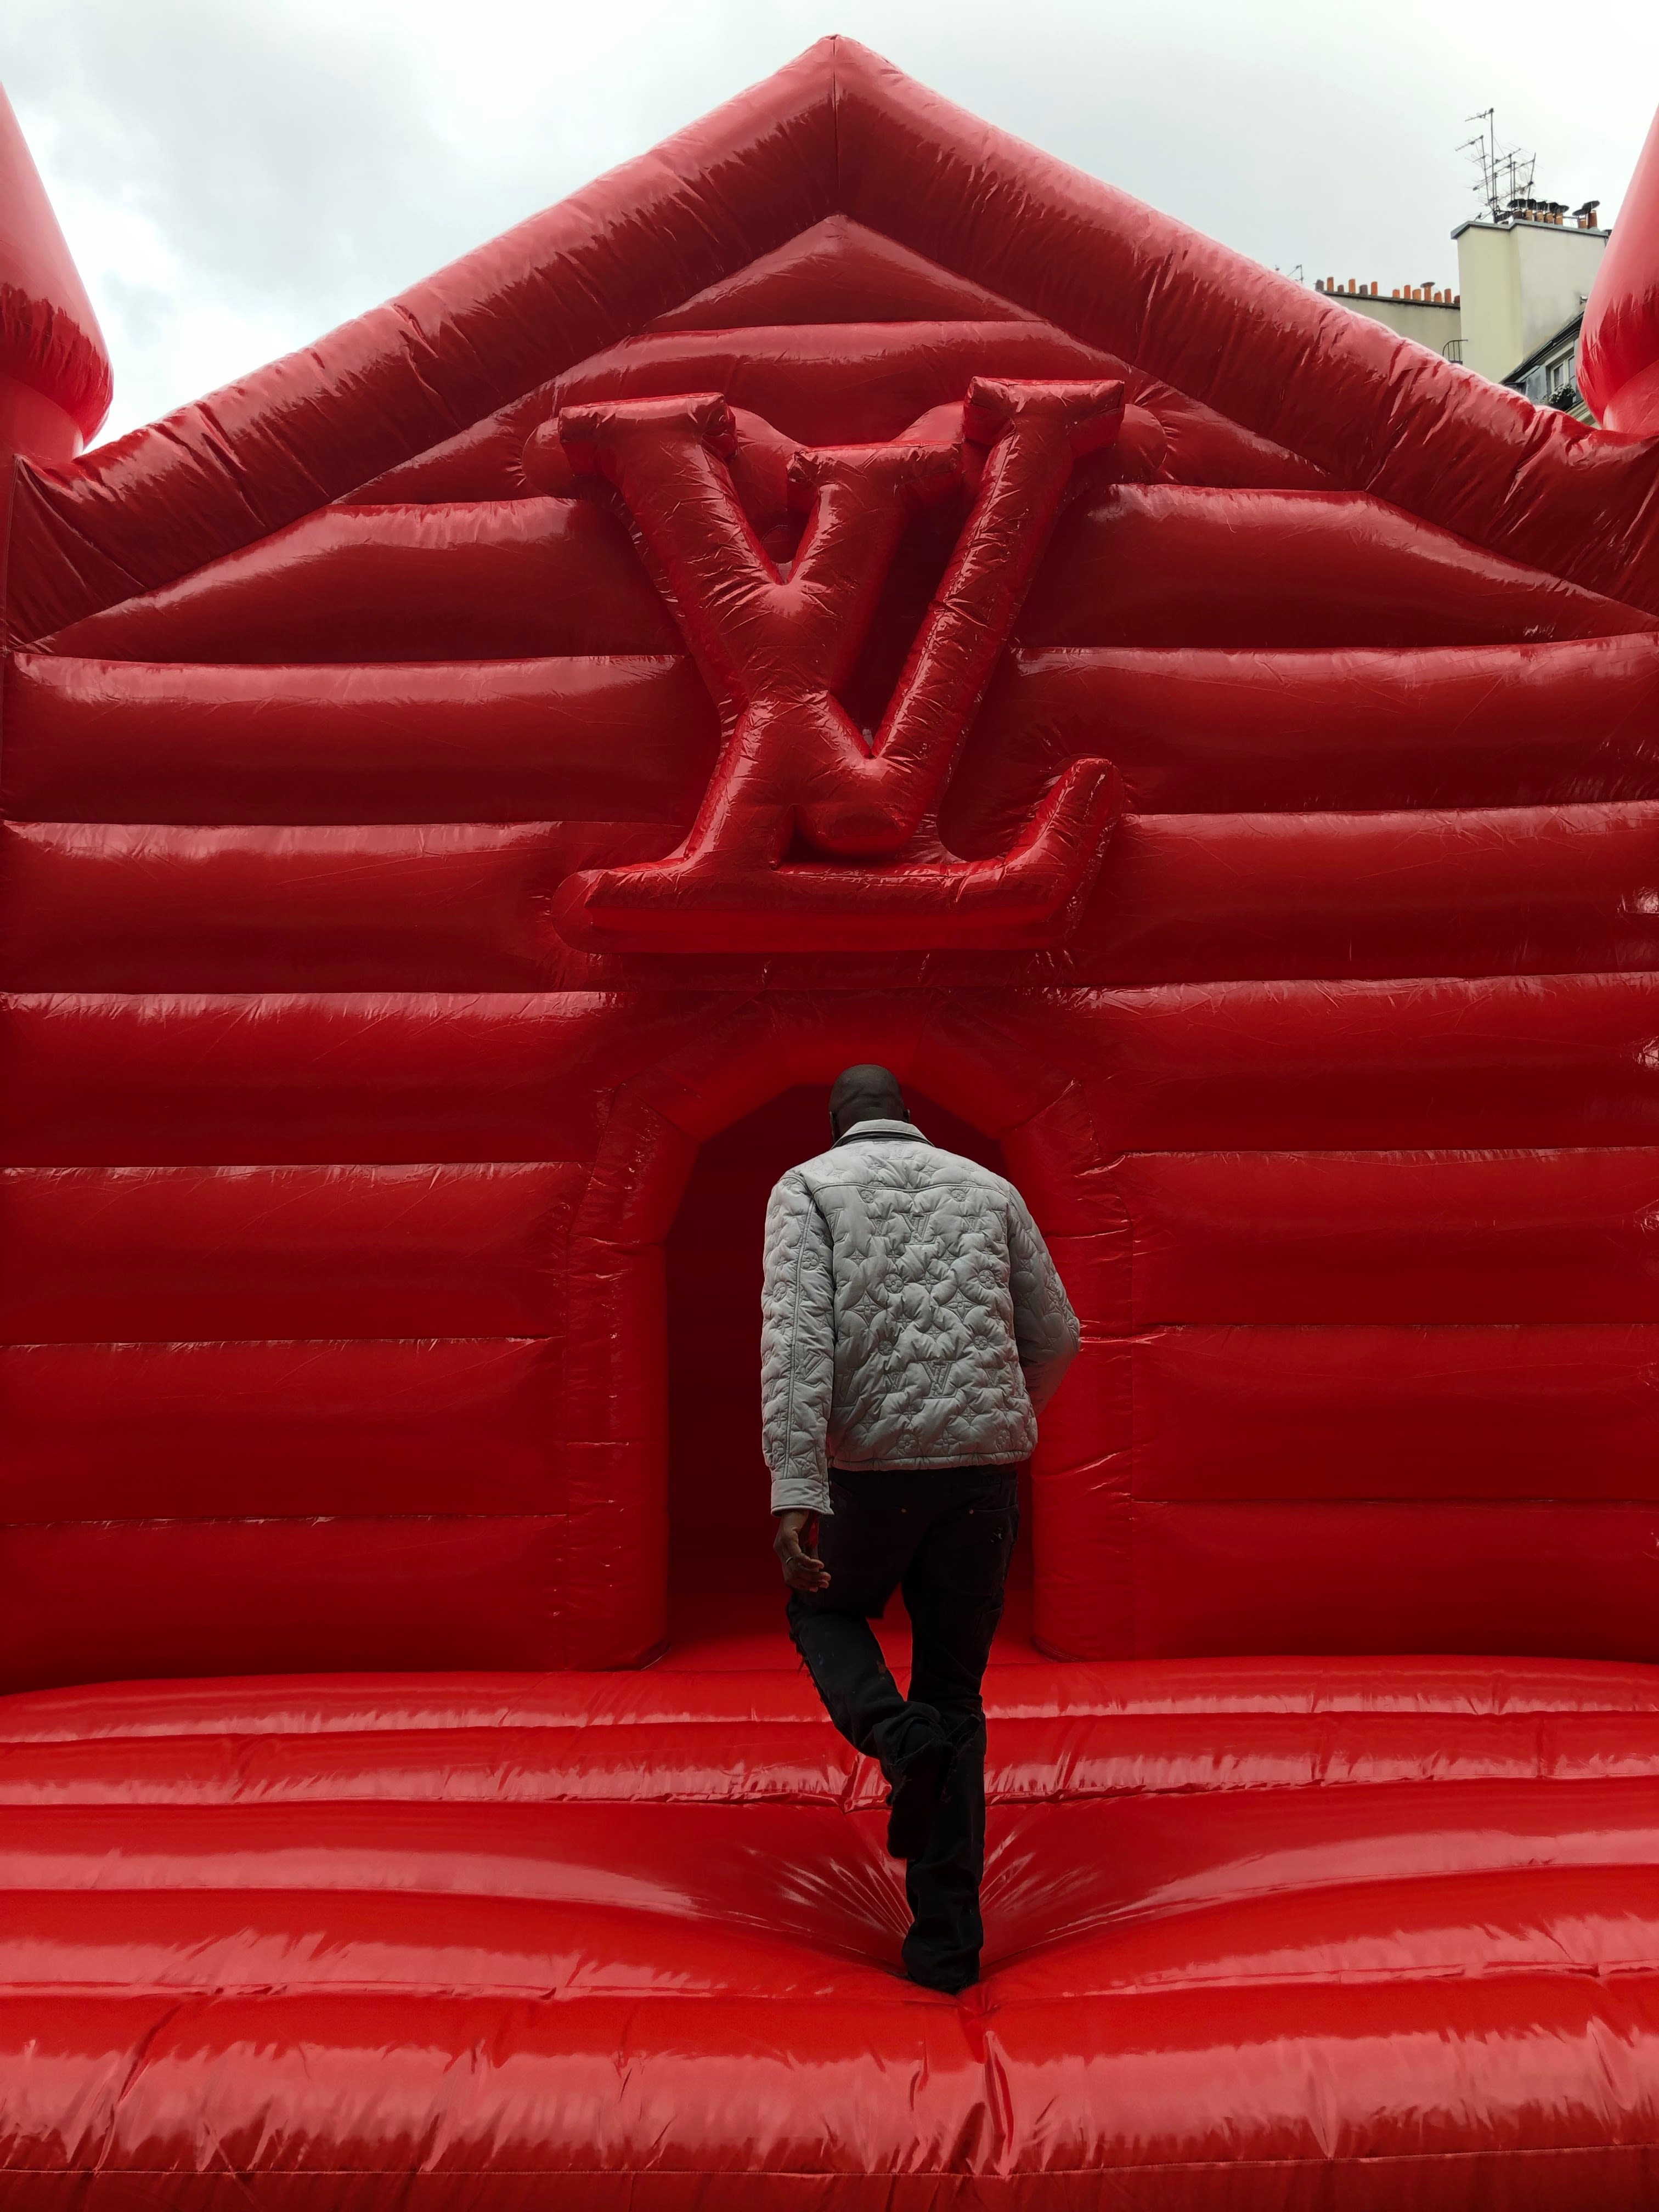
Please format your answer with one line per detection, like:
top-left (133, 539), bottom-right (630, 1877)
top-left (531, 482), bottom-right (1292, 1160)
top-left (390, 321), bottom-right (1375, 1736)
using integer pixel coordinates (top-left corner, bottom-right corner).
top-left (828, 1064), bottom-right (909, 1139)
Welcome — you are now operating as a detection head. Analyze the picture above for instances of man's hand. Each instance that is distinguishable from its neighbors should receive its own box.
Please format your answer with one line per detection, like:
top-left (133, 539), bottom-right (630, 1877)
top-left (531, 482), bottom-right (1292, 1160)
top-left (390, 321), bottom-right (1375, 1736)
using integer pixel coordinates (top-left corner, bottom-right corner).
top-left (774, 1510), bottom-right (830, 1592)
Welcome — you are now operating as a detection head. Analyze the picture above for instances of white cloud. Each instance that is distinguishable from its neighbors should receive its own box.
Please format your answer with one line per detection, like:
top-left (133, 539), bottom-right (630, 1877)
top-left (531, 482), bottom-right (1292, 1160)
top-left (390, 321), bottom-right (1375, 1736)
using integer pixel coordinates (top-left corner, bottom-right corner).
top-left (4, 0), bottom-right (1657, 444)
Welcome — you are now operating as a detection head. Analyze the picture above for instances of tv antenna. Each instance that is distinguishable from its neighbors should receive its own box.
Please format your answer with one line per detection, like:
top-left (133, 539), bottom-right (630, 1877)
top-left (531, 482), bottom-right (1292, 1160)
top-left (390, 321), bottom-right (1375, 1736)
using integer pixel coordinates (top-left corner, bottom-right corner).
top-left (1459, 108), bottom-right (1536, 223)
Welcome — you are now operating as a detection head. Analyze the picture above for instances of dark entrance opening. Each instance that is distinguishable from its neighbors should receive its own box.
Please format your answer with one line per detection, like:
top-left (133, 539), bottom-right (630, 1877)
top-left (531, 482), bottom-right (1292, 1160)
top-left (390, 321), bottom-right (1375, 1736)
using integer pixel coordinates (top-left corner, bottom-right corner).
top-left (664, 1085), bottom-right (1029, 1645)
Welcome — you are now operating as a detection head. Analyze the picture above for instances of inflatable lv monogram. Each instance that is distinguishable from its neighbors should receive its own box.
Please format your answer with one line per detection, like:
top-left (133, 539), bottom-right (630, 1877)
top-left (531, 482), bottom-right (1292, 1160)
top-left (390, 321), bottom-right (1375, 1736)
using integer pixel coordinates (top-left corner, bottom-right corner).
top-left (529, 377), bottom-right (1126, 950)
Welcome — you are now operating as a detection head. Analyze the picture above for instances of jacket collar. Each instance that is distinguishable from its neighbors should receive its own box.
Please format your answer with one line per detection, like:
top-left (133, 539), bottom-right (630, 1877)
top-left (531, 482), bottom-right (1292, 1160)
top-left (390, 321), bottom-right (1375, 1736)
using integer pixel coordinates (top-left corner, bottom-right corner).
top-left (833, 1118), bottom-right (930, 1148)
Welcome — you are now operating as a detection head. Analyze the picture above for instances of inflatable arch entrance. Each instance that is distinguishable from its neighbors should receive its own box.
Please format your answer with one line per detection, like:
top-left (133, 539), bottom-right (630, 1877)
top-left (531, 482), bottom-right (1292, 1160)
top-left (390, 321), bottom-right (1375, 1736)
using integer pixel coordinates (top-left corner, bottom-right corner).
top-left (4, 37), bottom-right (1659, 2203)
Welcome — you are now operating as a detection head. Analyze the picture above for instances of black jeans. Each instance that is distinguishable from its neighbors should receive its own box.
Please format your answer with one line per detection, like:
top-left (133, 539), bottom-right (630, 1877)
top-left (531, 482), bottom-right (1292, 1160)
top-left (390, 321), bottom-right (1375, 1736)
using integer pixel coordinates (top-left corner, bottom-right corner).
top-left (786, 1464), bottom-right (1019, 1988)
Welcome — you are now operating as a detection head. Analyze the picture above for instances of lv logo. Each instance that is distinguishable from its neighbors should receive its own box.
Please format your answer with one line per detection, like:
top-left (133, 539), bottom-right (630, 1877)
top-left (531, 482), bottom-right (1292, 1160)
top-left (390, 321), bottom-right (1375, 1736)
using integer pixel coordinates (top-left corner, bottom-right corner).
top-left (534, 376), bottom-right (1124, 953)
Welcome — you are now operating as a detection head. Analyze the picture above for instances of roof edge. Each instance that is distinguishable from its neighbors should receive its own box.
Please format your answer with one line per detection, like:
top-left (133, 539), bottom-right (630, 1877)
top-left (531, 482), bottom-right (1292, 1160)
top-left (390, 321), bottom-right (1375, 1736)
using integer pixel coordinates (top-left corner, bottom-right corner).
top-left (9, 36), bottom-right (1659, 642)
top-left (9, 40), bottom-right (848, 635)
top-left (823, 41), bottom-right (1659, 615)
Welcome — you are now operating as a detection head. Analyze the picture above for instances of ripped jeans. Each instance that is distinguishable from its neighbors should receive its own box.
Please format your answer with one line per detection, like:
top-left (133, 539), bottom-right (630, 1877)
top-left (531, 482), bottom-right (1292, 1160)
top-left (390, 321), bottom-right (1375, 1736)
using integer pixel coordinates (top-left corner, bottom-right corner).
top-left (786, 1463), bottom-right (1019, 1989)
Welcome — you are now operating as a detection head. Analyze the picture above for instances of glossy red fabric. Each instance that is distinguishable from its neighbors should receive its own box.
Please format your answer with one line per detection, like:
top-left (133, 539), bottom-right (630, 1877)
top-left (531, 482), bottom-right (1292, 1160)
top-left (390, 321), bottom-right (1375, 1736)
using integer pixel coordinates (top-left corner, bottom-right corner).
top-left (1582, 103), bottom-right (1659, 436)
top-left (4, 34), bottom-right (1659, 2204)
top-left (8, 1656), bottom-right (1659, 2203)
top-left (0, 88), bottom-right (111, 465)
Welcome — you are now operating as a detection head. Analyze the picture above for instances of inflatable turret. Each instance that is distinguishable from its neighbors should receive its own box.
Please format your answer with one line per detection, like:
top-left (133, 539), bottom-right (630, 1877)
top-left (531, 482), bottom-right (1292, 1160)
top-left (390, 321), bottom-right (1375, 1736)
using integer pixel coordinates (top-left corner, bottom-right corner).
top-left (0, 84), bottom-right (110, 469)
top-left (1581, 100), bottom-right (1659, 434)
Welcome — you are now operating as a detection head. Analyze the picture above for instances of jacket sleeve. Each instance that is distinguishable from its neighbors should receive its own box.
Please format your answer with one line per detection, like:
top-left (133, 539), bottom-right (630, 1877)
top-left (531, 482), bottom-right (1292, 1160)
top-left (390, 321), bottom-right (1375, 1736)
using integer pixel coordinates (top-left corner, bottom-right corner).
top-left (1006, 1188), bottom-right (1080, 1416)
top-left (760, 1169), bottom-right (838, 1516)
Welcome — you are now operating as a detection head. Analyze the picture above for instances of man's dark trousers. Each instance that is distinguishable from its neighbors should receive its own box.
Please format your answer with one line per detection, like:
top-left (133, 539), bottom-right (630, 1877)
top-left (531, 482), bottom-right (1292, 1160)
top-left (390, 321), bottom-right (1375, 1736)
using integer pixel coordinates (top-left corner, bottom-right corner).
top-left (786, 1464), bottom-right (1019, 1990)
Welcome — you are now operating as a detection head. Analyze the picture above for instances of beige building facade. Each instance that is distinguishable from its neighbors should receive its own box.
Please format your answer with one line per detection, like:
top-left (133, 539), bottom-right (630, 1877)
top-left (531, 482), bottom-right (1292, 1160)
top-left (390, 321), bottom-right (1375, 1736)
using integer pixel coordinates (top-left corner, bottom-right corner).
top-left (1452, 216), bottom-right (1607, 383)
top-left (1319, 281), bottom-right (1463, 358)
top-left (1316, 201), bottom-right (1608, 421)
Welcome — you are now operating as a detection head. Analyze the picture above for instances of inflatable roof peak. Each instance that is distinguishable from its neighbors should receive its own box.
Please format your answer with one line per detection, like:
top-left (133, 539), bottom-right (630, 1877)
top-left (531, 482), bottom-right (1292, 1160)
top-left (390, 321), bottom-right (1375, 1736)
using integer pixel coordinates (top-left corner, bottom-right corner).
top-left (646, 212), bottom-right (1032, 330)
top-left (8, 33), bottom-right (1659, 645)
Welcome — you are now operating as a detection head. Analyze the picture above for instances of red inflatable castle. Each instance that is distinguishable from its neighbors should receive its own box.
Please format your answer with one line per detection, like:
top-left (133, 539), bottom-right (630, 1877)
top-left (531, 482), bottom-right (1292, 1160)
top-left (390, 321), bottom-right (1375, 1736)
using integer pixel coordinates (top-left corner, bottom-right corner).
top-left (4, 36), bottom-right (1659, 2203)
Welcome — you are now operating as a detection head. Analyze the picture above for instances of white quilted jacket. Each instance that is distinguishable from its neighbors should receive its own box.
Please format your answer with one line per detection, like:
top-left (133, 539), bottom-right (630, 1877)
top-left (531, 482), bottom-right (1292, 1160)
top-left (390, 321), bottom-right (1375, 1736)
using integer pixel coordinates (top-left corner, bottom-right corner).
top-left (761, 1119), bottom-right (1080, 1515)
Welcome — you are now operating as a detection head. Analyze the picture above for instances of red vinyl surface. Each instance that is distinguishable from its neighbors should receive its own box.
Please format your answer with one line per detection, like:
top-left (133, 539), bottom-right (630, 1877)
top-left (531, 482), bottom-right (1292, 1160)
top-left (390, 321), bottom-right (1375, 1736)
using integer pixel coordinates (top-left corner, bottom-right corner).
top-left (1583, 103), bottom-right (1659, 436)
top-left (7, 1655), bottom-right (1659, 2203)
top-left (0, 87), bottom-right (110, 469)
top-left (3, 31), bottom-right (1659, 2204)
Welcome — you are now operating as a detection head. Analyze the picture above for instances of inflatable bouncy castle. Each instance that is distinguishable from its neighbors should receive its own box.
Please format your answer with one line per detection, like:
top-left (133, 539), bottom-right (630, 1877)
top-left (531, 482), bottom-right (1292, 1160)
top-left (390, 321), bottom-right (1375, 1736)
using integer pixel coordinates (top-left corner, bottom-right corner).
top-left (4, 33), bottom-right (1659, 2202)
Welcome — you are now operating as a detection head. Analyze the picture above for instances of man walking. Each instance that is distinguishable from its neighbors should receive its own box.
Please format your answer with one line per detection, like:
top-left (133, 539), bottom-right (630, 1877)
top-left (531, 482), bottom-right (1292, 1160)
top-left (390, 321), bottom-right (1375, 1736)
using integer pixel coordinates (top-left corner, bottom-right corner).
top-left (761, 1064), bottom-right (1079, 1992)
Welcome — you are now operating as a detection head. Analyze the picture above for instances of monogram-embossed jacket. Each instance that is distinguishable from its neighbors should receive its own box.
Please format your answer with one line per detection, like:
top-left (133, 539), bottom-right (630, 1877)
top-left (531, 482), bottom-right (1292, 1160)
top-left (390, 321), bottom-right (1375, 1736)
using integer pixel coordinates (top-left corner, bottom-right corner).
top-left (761, 1119), bottom-right (1080, 1515)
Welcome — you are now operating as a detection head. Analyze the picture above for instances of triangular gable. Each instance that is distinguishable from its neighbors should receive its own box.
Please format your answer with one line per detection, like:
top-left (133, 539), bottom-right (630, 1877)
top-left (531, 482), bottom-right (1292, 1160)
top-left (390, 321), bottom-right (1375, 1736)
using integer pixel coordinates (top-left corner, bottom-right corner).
top-left (7, 35), bottom-right (1659, 648)
top-left (344, 317), bottom-right (1335, 508)
top-left (645, 213), bottom-right (1030, 329)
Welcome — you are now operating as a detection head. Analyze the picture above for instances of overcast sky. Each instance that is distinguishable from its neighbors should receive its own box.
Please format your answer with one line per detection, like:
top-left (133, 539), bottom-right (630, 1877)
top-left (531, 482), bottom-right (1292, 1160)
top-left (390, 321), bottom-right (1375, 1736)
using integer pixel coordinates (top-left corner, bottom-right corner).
top-left (5, 0), bottom-right (1658, 446)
